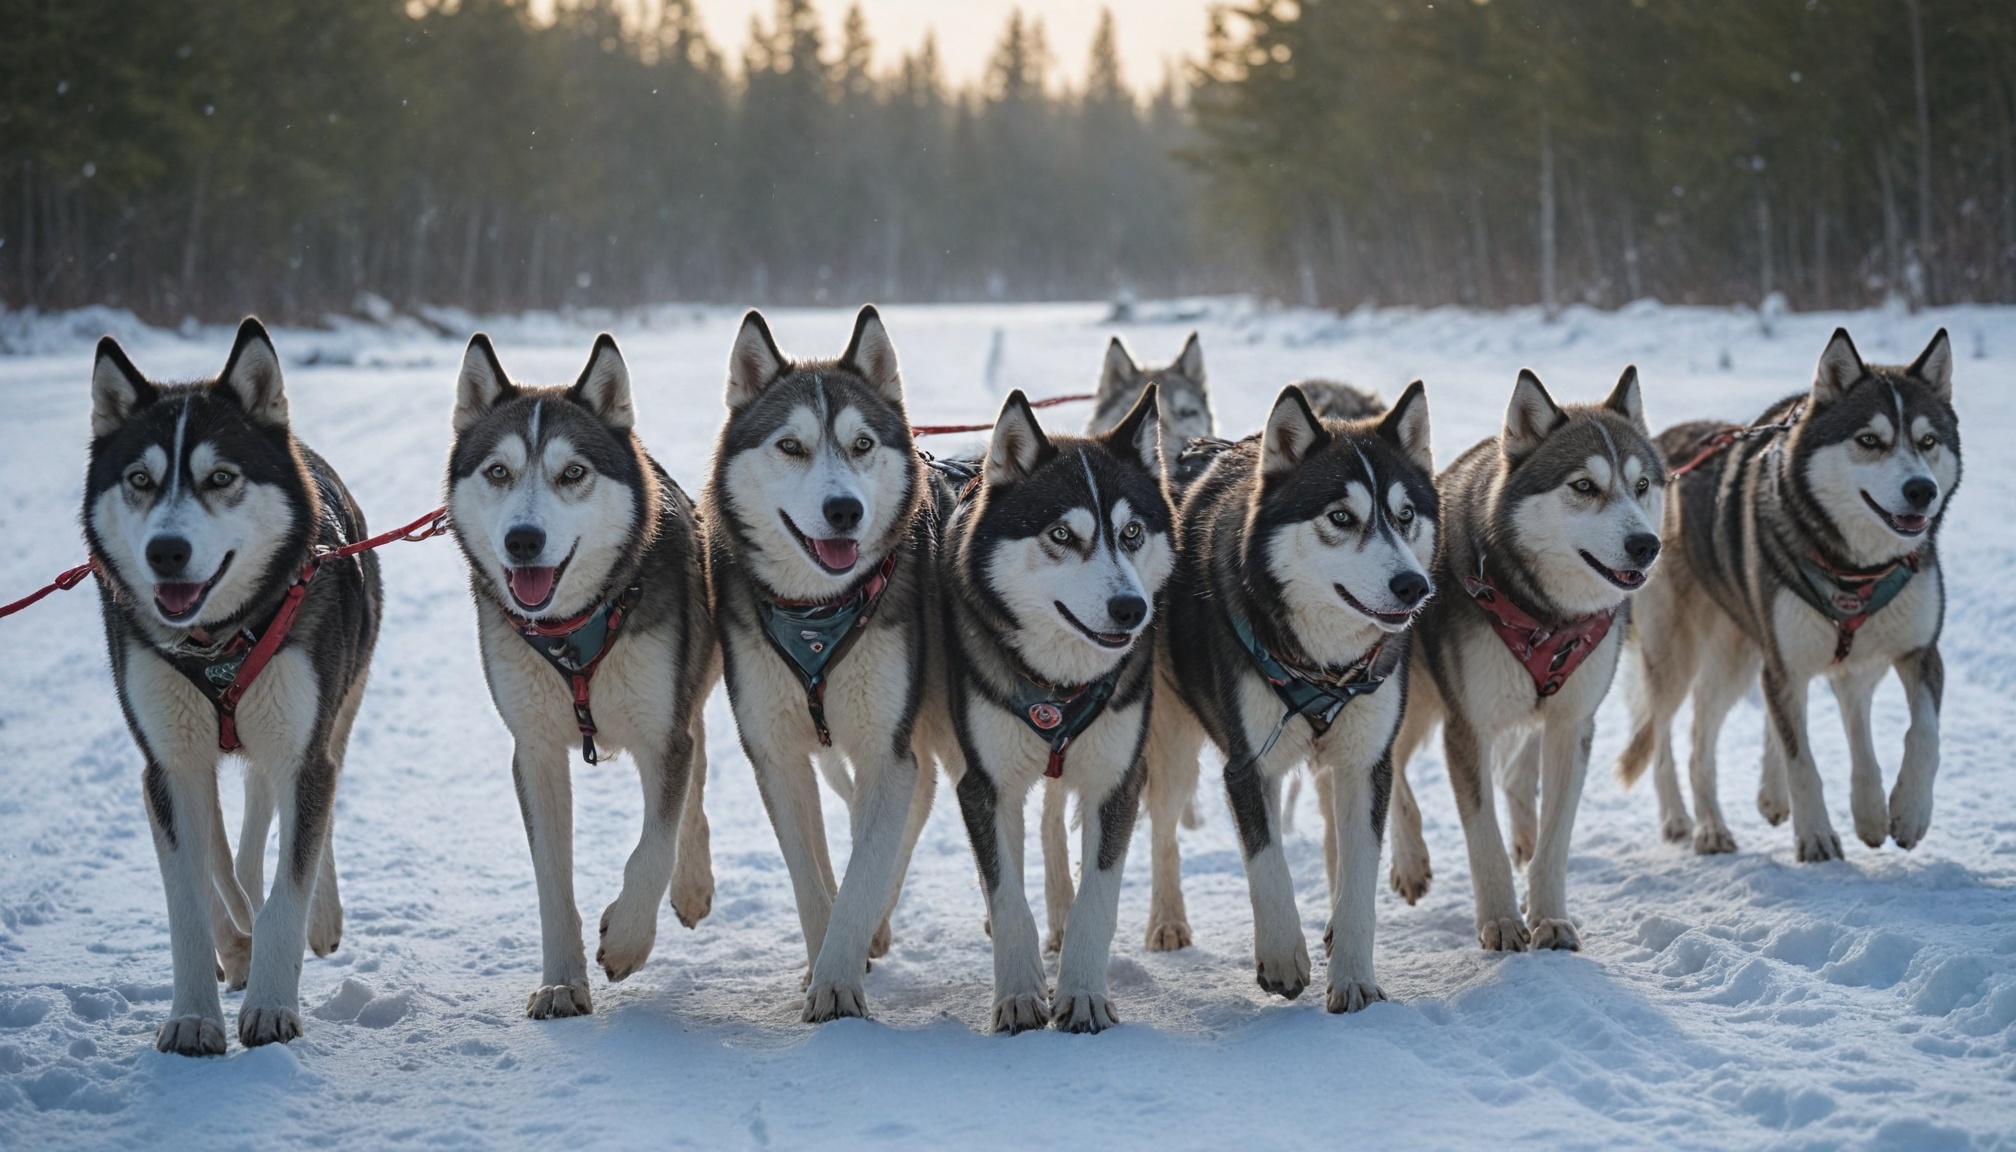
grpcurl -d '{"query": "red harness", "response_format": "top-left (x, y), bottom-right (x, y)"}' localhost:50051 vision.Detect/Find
top-left (1668, 402), bottom-right (1805, 478)
top-left (1462, 566), bottom-right (1616, 697)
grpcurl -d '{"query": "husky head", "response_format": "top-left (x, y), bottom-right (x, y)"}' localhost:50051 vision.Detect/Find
top-left (1090, 332), bottom-right (1212, 447)
top-left (714, 306), bottom-right (921, 603)
top-left (963, 386), bottom-right (1174, 686)
top-left (447, 333), bottom-right (655, 620)
top-left (85, 319), bottom-right (315, 635)
top-left (1797, 328), bottom-right (1960, 565)
top-left (1492, 368), bottom-right (1666, 617)
top-left (1243, 382), bottom-right (1438, 666)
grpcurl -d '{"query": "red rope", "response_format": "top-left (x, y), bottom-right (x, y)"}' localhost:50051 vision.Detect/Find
top-left (0, 562), bottom-right (97, 620)
top-left (911, 392), bottom-right (1096, 437)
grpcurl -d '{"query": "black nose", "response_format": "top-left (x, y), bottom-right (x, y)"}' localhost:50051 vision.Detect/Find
top-left (1902, 477), bottom-right (1937, 510)
top-left (1624, 532), bottom-right (1662, 568)
top-left (1388, 570), bottom-right (1430, 608)
top-left (504, 525), bottom-right (546, 564)
top-left (146, 536), bottom-right (191, 578)
top-left (823, 496), bottom-right (863, 534)
top-left (1107, 595), bottom-right (1147, 631)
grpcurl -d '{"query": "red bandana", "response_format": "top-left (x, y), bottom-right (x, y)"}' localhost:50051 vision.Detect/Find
top-left (1461, 567), bottom-right (1616, 697)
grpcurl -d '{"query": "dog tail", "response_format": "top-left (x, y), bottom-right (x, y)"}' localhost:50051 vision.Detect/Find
top-left (1614, 630), bottom-right (1658, 789)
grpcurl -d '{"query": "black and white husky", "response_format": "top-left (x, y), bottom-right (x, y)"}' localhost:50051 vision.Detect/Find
top-left (1149, 383), bottom-right (1436, 1010)
top-left (447, 333), bottom-right (716, 1019)
top-left (1617, 329), bottom-right (1959, 860)
top-left (87, 319), bottom-right (379, 1054)
top-left (1388, 369), bottom-right (1665, 952)
top-left (940, 386), bottom-right (1172, 1032)
top-left (703, 306), bottom-right (939, 1022)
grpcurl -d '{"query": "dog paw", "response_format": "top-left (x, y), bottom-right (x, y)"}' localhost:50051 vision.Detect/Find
top-left (1528, 919), bottom-right (1581, 951)
top-left (156, 1014), bottom-right (227, 1056)
top-left (1757, 786), bottom-right (1790, 827)
top-left (1889, 792), bottom-right (1932, 851)
top-left (1660, 812), bottom-right (1695, 844)
top-left (991, 992), bottom-right (1049, 1034)
top-left (869, 917), bottom-right (894, 961)
top-left (237, 1004), bottom-right (303, 1048)
top-left (1692, 824), bottom-right (1737, 855)
top-left (217, 936), bottom-right (252, 992)
top-left (1389, 860), bottom-right (1432, 905)
top-left (1144, 917), bottom-right (1191, 952)
top-left (597, 902), bottom-right (656, 983)
top-left (1478, 918), bottom-right (1530, 952)
top-left (1255, 944), bottom-right (1311, 1000)
top-left (668, 869), bottom-right (713, 930)
top-left (526, 981), bottom-right (593, 1019)
top-left (1043, 930), bottom-right (1064, 956)
top-left (1325, 980), bottom-right (1386, 1014)
top-left (1052, 990), bottom-right (1118, 1034)
top-left (1509, 830), bottom-right (1537, 869)
top-left (1794, 828), bottom-right (1845, 863)
top-left (802, 981), bottom-right (869, 1023)
top-left (308, 902), bottom-right (343, 959)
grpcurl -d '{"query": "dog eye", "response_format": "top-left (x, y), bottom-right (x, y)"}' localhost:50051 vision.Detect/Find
top-left (1856, 432), bottom-right (1883, 448)
top-left (208, 470), bottom-right (235, 489)
top-left (1570, 479), bottom-right (1597, 494)
top-left (486, 463), bottom-right (510, 481)
top-left (1327, 509), bottom-right (1355, 527)
top-left (561, 464), bottom-right (587, 482)
top-left (1635, 476), bottom-right (1650, 495)
top-left (1121, 521), bottom-right (1142, 543)
top-left (1394, 505), bottom-right (1414, 524)
top-left (778, 437), bottom-right (803, 456)
top-left (853, 436), bottom-right (874, 454)
top-left (1049, 526), bottom-right (1073, 545)
top-left (1918, 434), bottom-right (1937, 451)
top-left (127, 471), bottom-right (152, 490)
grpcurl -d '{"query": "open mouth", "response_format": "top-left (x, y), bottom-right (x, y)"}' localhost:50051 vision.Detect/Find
top-left (1580, 551), bottom-right (1647, 590)
top-left (1862, 491), bottom-right (1928, 537)
top-left (505, 548), bottom-right (574, 614)
top-left (1055, 601), bottom-right (1136, 650)
top-left (154, 552), bottom-right (234, 624)
top-left (781, 512), bottom-right (860, 575)
top-left (1334, 582), bottom-right (1421, 630)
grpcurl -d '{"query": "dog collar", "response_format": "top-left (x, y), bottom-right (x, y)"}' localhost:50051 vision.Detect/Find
top-left (1462, 562), bottom-right (1615, 697)
top-left (1791, 549), bottom-right (1920, 662)
top-left (1004, 664), bottom-right (1120, 779)
top-left (755, 553), bottom-right (898, 747)
top-left (509, 583), bottom-right (643, 764)
top-left (160, 561), bottom-right (323, 752)
top-left (1228, 606), bottom-right (1385, 763)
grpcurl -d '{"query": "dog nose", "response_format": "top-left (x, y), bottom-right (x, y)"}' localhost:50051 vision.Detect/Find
top-left (1107, 595), bottom-right (1147, 631)
top-left (1624, 532), bottom-right (1662, 568)
top-left (823, 496), bottom-right (863, 534)
top-left (504, 525), bottom-right (546, 564)
top-left (1388, 570), bottom-right (1430, 608)
top-left (1902, 477), bottom-right (1937, 510)
top-left (146, 536), bottom-right (191, 578)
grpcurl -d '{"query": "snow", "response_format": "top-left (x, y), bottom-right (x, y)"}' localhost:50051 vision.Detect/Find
top-left (3, 298), bottom-right (2014, 1149)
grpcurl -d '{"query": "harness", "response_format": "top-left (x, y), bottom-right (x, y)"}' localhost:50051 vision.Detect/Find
top-left (1003, 663), bottom-right (1120, 779)
top-left (1462, 562), bottom-right (1615, 697)
top-left (1790, 549), bottom-right (1920, 662)
top-left (509, 583), bottom-right (643, 764)
top-left (1668, 402), bottom-right (1806, 478)
top-left (755, 553), bottom-right (898, 746)
top-left (1228, 607), bottom-right (1385, 764)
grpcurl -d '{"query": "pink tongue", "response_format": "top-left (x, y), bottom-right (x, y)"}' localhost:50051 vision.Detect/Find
top-left (812, 538), bottom-right (859, 572)
top-left (155, 583), bottom-right (204, 616)
top-left (509, 566), bottom-right (557, 607)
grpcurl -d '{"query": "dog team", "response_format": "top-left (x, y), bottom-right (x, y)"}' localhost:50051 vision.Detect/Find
top-left (73, 305), bottom-right (1960, 1053)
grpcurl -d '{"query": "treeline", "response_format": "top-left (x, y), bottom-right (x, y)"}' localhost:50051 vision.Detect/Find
top-left (0, 0), bottom-right (1202, 322)
top-left (1193, 0), bottom-right (2016, 311)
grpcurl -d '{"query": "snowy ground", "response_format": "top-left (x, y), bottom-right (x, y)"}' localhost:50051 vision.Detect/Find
top-left (2, 297), bottom-right (2014, 1150)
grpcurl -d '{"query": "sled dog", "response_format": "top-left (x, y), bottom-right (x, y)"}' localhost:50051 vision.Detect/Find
top-left (87, 319), bottom-right (379, 1053)
top-left (1388, 368), bottom-right (1664, 951)
top-left (704, 306), bottom-right (939, 1022)
top-left (1616, 329), bottom-right (1958, 860)
top-left (447, 333), bottom-right (716, 1018)
top-left (939, 386), bottom-right (1172, 1032)
top-left (1086, 332), bottom-right (1212, 462)
top-left (1149, 383), bottom-right (1435, 1009)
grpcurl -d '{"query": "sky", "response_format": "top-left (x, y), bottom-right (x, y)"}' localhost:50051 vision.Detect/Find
top-left (690, 0), bottom-right (1212, 92)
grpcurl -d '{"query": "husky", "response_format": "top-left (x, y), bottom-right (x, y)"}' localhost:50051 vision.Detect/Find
top-left (1144, 383), bottom-right (1435, 1009)
top-left (704, 305), bottom-right (939, 1022)
top-left (1616, 329), bottom-right (1959, 860)
top-left (1296, 380), bottom-right (1387, 422)
top-left (1087, 332), bottom-right (1211, 457)
top-left (937, 386), bottom-right (1171, 1033)
top-left (447, 333), bottom-right (716, 1019)
top-left (1387, 368), bottom-right (1664, 952)
top-left (86, 319), bottom-right (379, 1054)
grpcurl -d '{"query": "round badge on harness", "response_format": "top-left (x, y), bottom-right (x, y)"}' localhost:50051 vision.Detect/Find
top-left (1029, 702), bottom-right (1064, 730)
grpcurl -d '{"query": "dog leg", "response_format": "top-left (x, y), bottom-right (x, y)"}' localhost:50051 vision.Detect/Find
top-left (1684, 639), bottom-right (1756, 855)
top-left (1888, 646), bottom-right (1943, 849)
top-left (1324, 752), bottom-right (1388, 1013)
top-left (206, 790), bottom-right (253, 990)
top-left (1142, 706), bottom-right (1201, 951)
top-left (1651, 722), bottom-right (1692, 844)
top-left (236, 767), bottom-right (274, 917)
top-left (1502, 732), bottom-right (1541, 870)
top-left (1524, 719), bottom-right (1591, 951)
top-left (146, 757), bottom-right (230, 1056)
top-left (1445, 719), bottom-right (1525, 951)
top-left (1831, 664), bottom-right (1890, 849)
top-left (1313, 768), bottom-right (1338, 906)
top-left (956, 767), bottom-right (1047, 1033)
top-left (804, 751), bottom-right (919, 1022)
top-left (307, 676), bottom-right (367, 959)
top-left (1386, 689), bottom-right (1437, 904)
top-left (746, 734), bottom-right (835, 978)
top-left (872, 746), bottom-right (936, 960)
top-left (597, 725), bottom-right (696, 984)
top-left (240, 750), bottom-right (337, 1048)
top-left (1054, 761), bottom-right (1144, 1034)
top-left (511, 743), bottom-right (592, 1018)
top-left (669, 717), bottom-right (714, 929)
top-left (1227, 756), bottom-right (1308, 999)
top-left (1763, 665), bottom-right (1841, 862)
top-left (1758, 724), bottom-right (1791, 826)
top-left (1039, 778), bottom-right (1074, 955)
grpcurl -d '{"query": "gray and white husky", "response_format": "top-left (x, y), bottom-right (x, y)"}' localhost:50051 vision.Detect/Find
top-left (447, 333), bottom-right (716, 1019)
top-left (1616, 329), bottom-right (1959, 860)
top-left (703, 306), bottom-right (939, 1022)
top-left (1388, 368), bottom-right (1665, 952)
top-left (1086, 332), bottom-right (1211, 460)
top-left (86, 319), bottom-right (379, 1054)
top-left (939, 385), bottom-right (1172, 1032)
top-left (1149, 383), bottom-right (1436, 1010)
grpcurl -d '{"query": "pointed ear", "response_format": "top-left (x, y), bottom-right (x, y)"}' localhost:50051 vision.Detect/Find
top-left (1102, 382), bottom-right (1161, 475)
top-left (217, 317), bottom-right (289, 428)
top-left (985, 390), bottom-right (1053, 488)
top-left (840, 304), bottom-right (902, 404)
top-left (568, 333), bottom-right (635, 430)
top-left (1174, 330), bottom-right (1205, 381)
top-left (727, 309), bottom-right (788, 411)
top-left (1502, 369), bottom-right (1567, 463)
top-left (1813, 328), bottom-right (1866, 407)
top-left (454, 334), bottom-right (516, 433)
top-left (1603, 365), bottom-right (1649, 434)
top-left (90, 336), bottom-right (156, 439)
top-left (1260, 385), bottom-right (1327, 478)
top-left (1377, 380), bottom-right (1433, 473)
top-left (1907, 328), bottom-right (1953, 402)
top-left (1099, 336), bottom-right (1140, 397)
